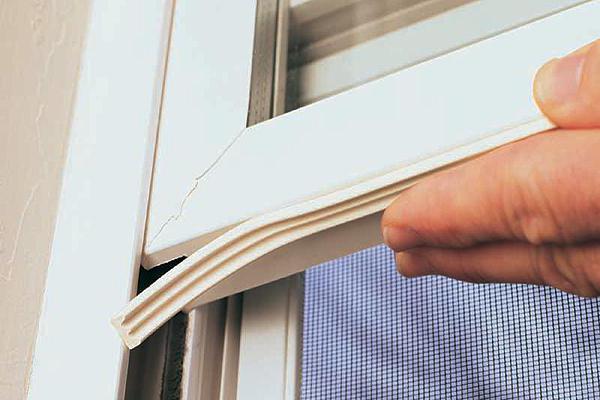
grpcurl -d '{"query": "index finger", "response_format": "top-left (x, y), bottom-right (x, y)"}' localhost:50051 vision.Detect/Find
top-left (381, 129), bottom-right (600, 251)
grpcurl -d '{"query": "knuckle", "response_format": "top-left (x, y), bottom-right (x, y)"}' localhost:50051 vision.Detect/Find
top-left (532, 245), bottom-right (600, 297)
top-left (520, 215), bottom-right (564, 245)
top-left (532, 246), bottom-right (576, 291)
top-left (507, 159), bottom-right (566, 245)
top-left (530, 245), bottom-right (554, 285)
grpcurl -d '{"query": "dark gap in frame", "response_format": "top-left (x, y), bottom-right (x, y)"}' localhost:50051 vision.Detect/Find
top-left (160, 312), bottom-right (188, 400)
top-left (124, 257), bottom-right (187, 400)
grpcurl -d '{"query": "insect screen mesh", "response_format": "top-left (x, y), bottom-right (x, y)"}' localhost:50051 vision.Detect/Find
top-left (302, 245), bottom-right (600, 399)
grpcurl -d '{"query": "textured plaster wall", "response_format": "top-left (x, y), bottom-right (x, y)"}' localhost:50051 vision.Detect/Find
top-left (0, 1), bottom-right (90, 398)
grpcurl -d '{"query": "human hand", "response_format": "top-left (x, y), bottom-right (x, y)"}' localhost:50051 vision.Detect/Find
top-left (381, 40), bottom-right (600, 297)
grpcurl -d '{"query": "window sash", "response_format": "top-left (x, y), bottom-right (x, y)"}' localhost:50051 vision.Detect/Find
top-left (142, 0), bottom-right (595, 270)
top-left (114, 1), bottom-right (600, 353)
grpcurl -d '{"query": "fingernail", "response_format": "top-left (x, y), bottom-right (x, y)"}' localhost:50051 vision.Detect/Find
top-left (396, 251), bottom-right (432, 277)
top-left (536, 53), bottom-right (586, 105)
top-left (383, 226), bottom-right (423, 251)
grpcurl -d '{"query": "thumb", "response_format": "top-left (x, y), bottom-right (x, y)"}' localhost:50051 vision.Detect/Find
top-left (534, 39), bottom-right (600, 128)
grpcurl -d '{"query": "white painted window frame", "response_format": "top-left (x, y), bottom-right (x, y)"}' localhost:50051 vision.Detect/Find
top-left (142, 0), bottom-right (596, 271)
top-left (28, 1), bottom-right (174, 399)
top-left (237, 275), bottom-right (304, 400)
top-left (114, 0), bottom-right (600, 349)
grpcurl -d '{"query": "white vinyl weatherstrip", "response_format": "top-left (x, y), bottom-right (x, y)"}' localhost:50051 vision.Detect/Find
top-left (28, 1), bottom-right (171, 399)
top-left (141, 1), bottom-right (600, 268)
top-left (113, 117), bottom-right (554, 349)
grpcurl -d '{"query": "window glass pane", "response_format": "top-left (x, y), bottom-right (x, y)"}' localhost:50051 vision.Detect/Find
top-left (302, 246), bottom-right (600, 398)
top-left (287, 0), bottom-right (588, 109)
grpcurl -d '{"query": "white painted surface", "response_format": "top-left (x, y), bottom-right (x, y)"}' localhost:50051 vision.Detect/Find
top-left (180, 303), bottom-right (226, 400)
top-left (294, 0), bottom-right (589, 105)
top-left (142, 1), bottom-right (600, 267)
top-left (28, 1), bottom-right (171, 399)
top-left (144, 0), bottom-right (257, 266)
top-left (237, 277), bottom-right (303, 400)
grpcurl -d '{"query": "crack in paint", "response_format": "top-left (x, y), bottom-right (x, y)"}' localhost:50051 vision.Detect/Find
top-left (1, 183), bottom-right (41, 282)
top-left (146, 127), bottom-right (248, 249)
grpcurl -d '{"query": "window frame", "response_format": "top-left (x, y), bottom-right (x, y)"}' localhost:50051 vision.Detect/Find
top-left (237, 275), bottom-right (303, 400)
top-left (28, 1), bottom-right (173, 399)
top-left (114, 0), bottom-right (600, 351)
top-left (142, 0), bottom-right (591, 270)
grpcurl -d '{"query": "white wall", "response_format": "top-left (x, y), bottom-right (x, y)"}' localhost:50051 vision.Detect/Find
top-left (0, 1), bottom-right (90, 398)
